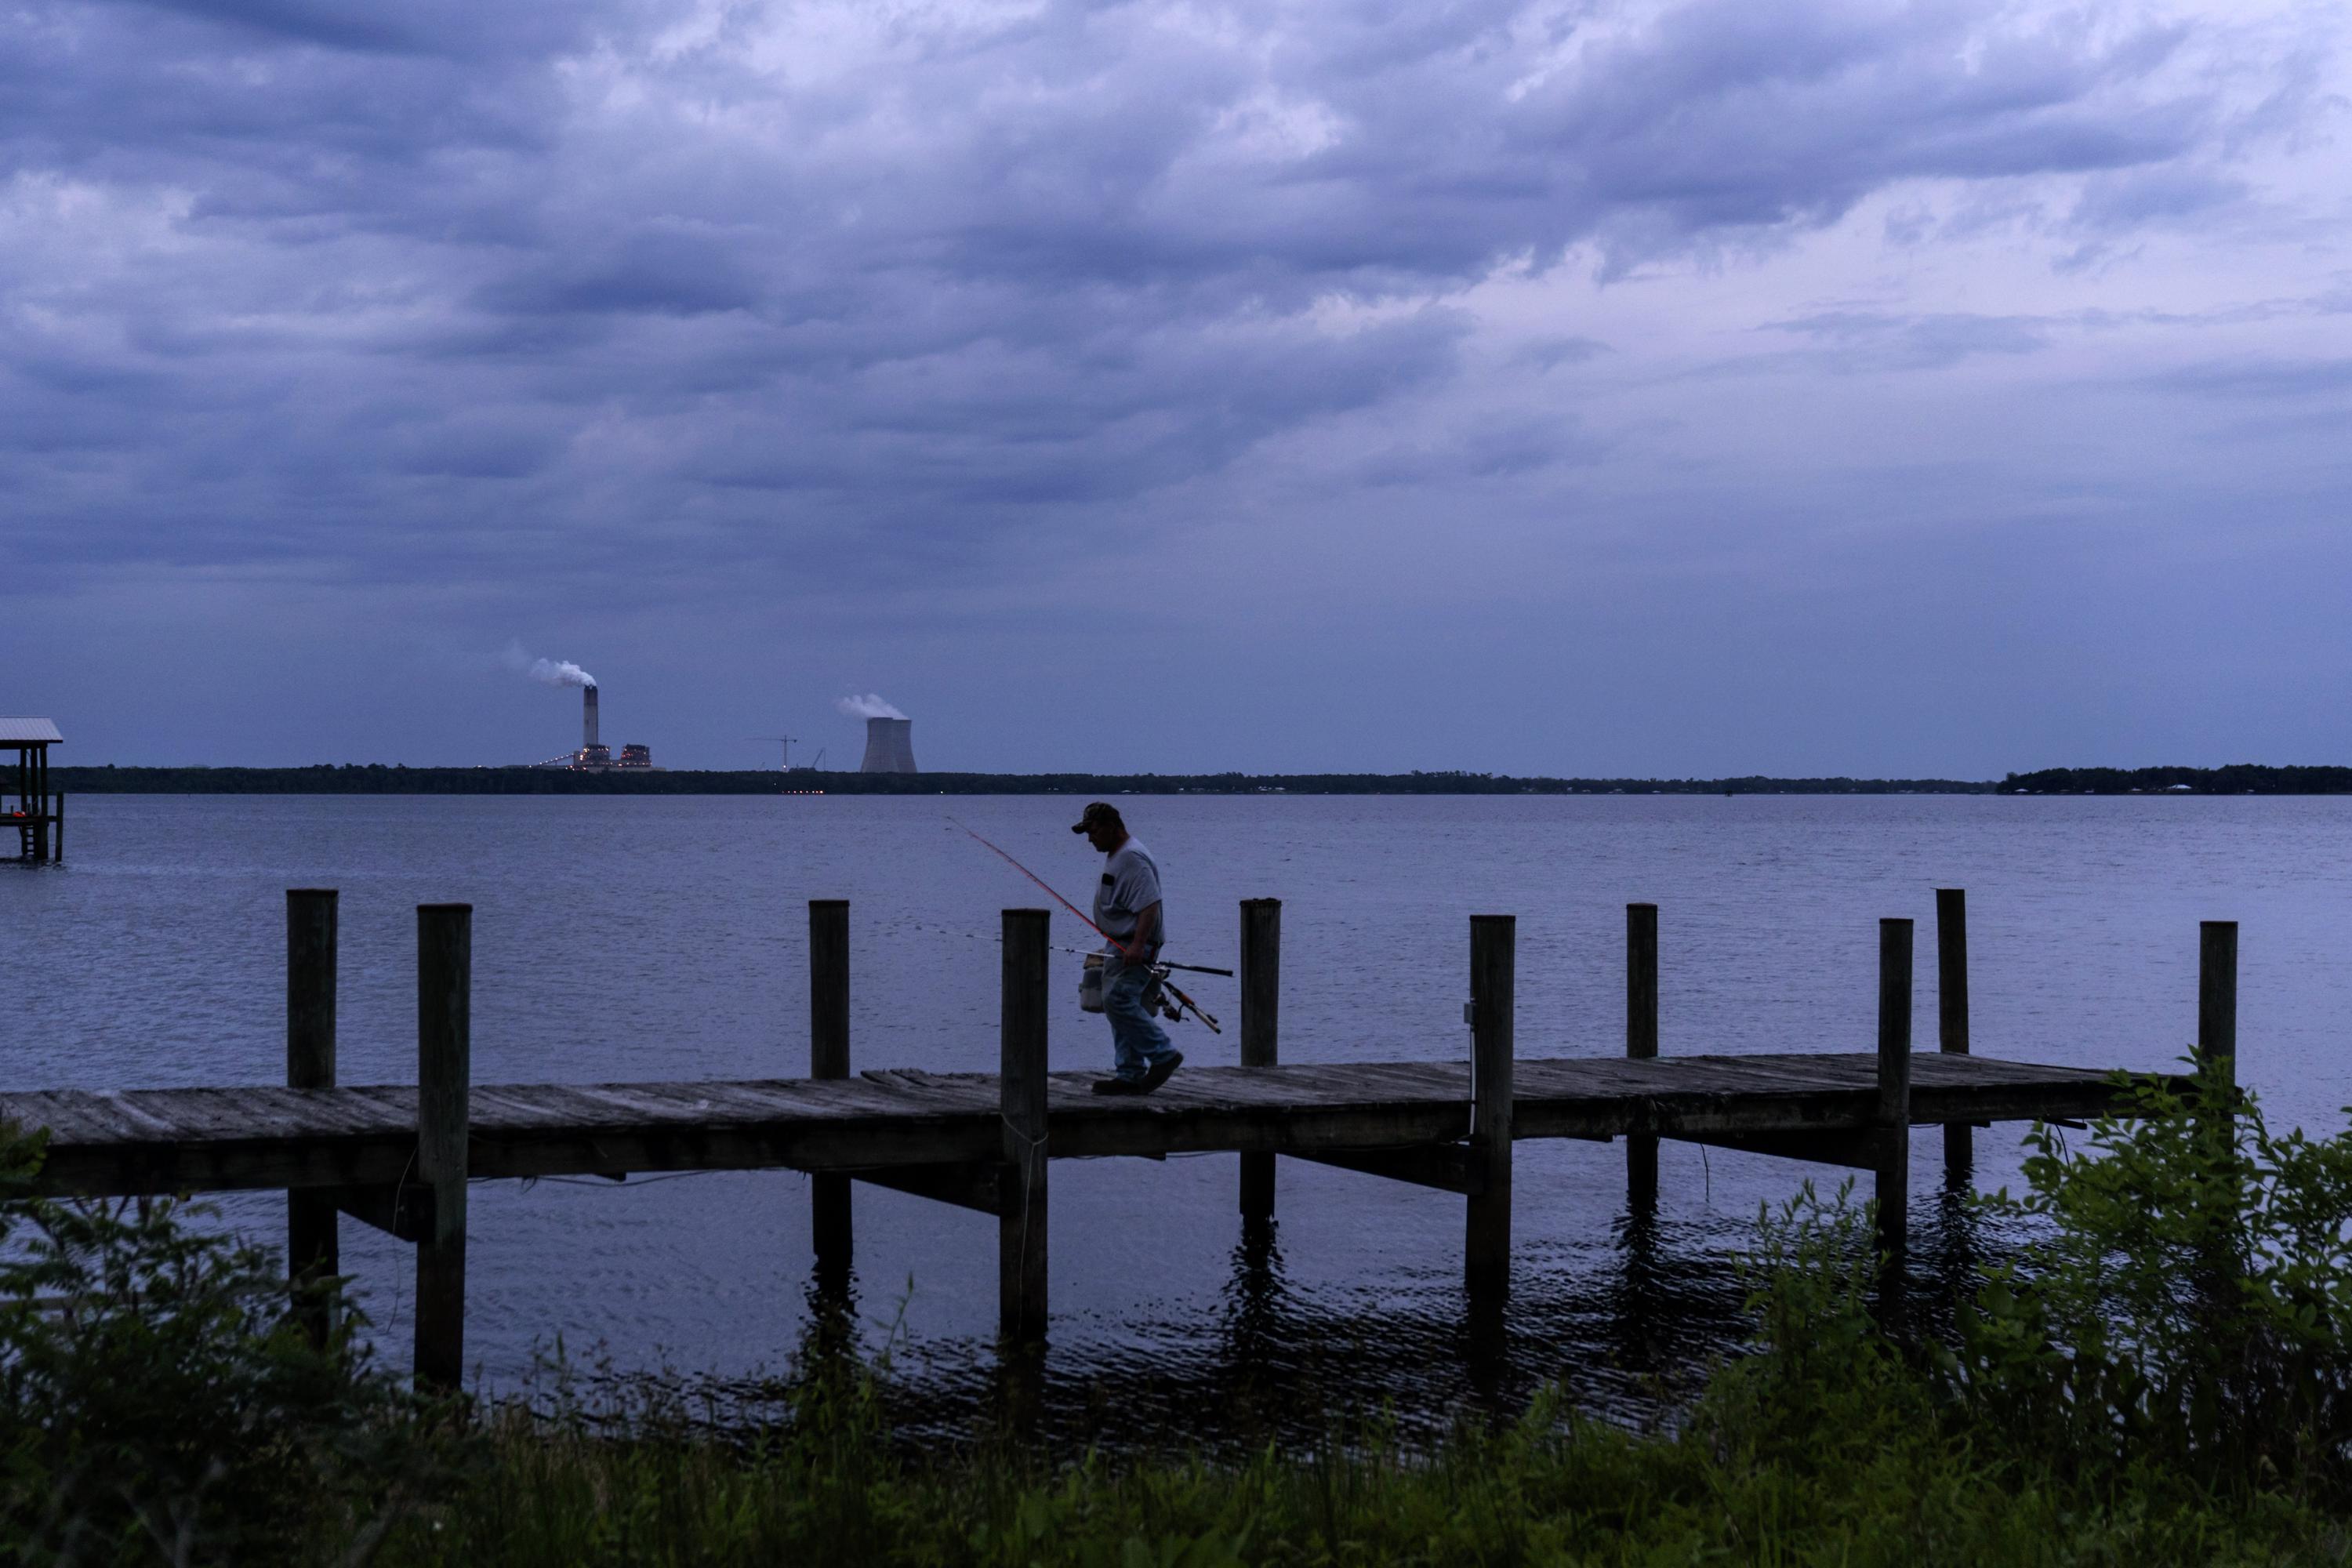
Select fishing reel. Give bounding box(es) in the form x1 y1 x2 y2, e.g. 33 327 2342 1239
1148 964 1222 1033
1145 968 1181 1023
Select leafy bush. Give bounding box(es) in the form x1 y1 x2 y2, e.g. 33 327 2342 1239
1948 1060 2352 1497
0 1126 433 1564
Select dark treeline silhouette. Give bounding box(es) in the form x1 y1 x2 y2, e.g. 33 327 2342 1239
51 765 1998 796
2002 764 2352 795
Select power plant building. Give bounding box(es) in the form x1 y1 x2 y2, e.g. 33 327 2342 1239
859 717 917 774
539 684 654 771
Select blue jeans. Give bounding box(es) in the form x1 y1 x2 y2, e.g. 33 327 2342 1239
1104 960 1178 1081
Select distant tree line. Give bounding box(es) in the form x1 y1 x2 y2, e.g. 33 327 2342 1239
49 764 2000 796
2002 764 2352 795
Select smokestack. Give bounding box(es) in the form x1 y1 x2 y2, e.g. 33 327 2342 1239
583 684 599 750
860 717 916 774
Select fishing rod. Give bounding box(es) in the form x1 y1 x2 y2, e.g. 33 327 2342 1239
944 818 1234 977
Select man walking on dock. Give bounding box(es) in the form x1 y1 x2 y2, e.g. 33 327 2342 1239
1073 802 1183 1094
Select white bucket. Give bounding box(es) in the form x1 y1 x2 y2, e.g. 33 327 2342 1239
1079 953 1106 1013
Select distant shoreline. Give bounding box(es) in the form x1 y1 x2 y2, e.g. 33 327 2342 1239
43 764 2352 796
51 765 1994 796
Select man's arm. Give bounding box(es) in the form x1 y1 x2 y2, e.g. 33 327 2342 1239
1125 901 1160 962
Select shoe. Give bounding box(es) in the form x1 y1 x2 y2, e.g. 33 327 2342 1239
1092 1076 1148 1095
1139 1051 1184 1092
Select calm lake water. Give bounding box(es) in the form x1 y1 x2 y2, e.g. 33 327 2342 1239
9 793 2351 1439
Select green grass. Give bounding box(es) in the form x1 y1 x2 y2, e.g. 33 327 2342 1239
370 1323 2343 1567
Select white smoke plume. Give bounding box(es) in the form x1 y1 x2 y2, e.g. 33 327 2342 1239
532 659 597 689
503 640 597 689
837 693 906 720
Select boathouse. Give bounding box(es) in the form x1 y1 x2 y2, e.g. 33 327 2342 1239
2 718 63 863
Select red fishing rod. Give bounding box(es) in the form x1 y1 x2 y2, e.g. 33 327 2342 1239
946 818 1234 978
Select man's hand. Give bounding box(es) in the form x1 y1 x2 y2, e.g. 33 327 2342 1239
1125 900 1161 964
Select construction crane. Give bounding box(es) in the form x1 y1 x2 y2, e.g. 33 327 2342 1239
750 735 800 770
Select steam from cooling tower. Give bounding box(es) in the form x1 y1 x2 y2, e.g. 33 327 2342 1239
837 693 906 720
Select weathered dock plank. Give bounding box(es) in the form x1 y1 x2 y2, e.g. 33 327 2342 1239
0 1052 2172 1200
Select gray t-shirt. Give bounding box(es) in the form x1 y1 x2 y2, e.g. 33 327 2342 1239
1093 837 1166 955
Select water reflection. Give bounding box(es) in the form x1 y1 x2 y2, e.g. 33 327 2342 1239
688 1184 2013 1457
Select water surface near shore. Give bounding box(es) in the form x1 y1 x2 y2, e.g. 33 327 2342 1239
10 793 2350 1439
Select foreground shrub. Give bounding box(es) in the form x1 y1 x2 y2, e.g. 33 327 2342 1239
1950 1060 2352 1497
0 1127 430 1564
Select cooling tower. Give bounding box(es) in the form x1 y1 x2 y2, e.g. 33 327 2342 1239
583 684 600 750
860 717 917 774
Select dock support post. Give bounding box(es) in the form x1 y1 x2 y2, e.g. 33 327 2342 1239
1626 902 1658 1210
1239 898 1280 1222
2197 920 2238 1145
809 900 853 1291
1876 918 1913 1290
1936 889 1969 1181
29 746 46 862
414 904 471 1393
2197 920 2238 1091
286 889 339 1346
999 909 1050 1345
2196 920 2242 1293
1467 915 1515 1309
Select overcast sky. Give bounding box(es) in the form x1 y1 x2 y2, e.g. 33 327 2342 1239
4 0 2347 775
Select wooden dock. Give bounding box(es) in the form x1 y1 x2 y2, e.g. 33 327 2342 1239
0 891 2233 1389
5 1053 2147 1198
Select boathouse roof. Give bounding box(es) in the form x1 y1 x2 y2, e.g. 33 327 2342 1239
0 719 63 744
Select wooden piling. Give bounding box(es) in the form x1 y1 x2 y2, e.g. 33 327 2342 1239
1876 917 1913 1276
809 900 852 1286
2195 920 2244 1298
1626 902 1658 1210
2197 920 2239 1155
2198 920 2238 1091
1467 915 1515 1306
1936 888 1970 1180
286 889 338 1345
998 909 1050 1345
414 903 471 1393
1239 898 1281 1221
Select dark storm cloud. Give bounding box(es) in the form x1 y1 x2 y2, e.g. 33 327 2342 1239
478 228 768 319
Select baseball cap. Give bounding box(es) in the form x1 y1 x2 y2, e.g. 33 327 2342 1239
1070 801 1124 833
